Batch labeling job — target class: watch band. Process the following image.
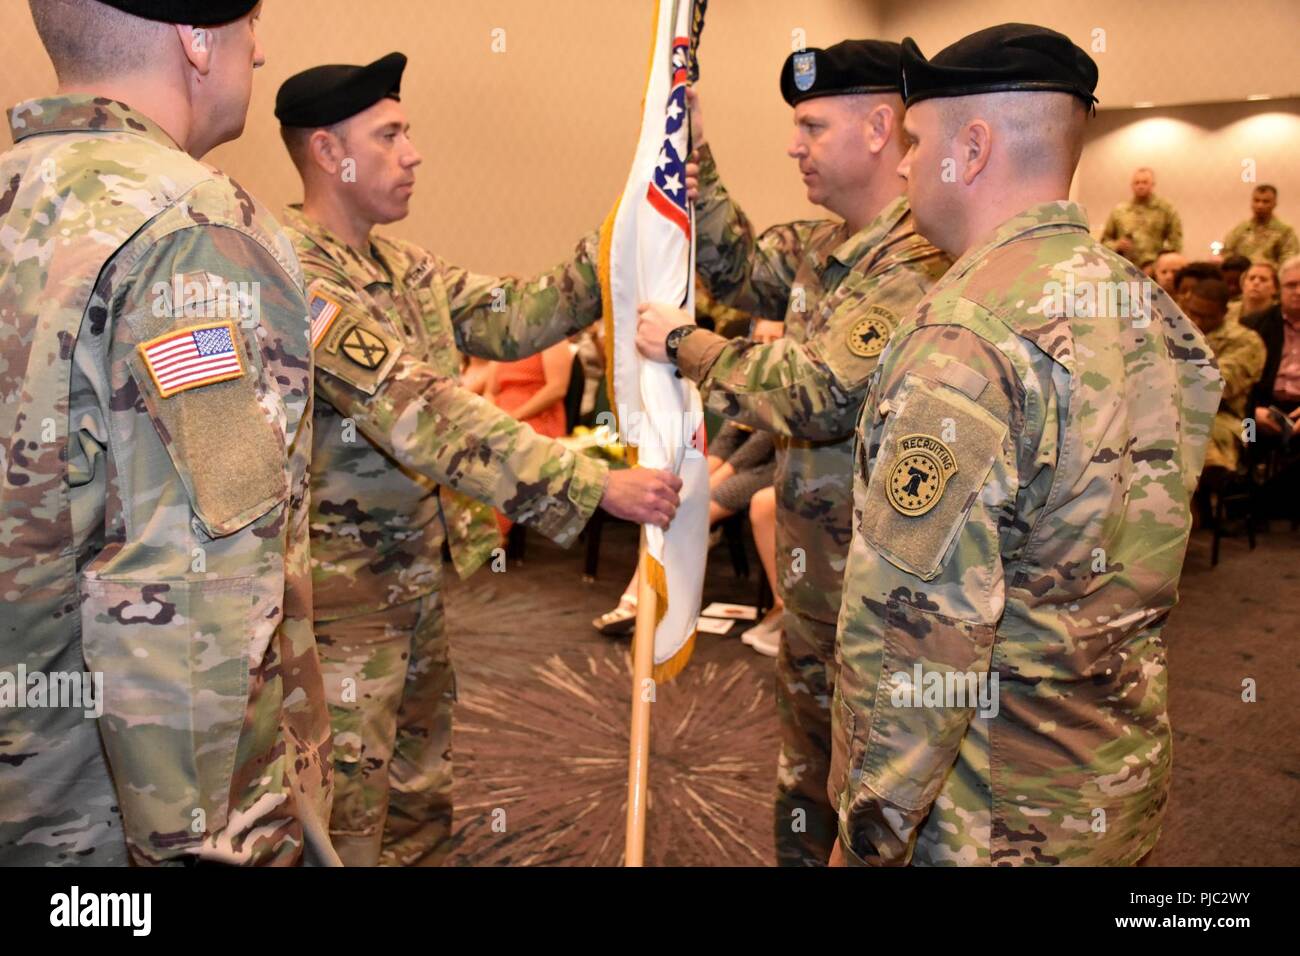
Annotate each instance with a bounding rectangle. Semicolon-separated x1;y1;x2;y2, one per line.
665;325;696;365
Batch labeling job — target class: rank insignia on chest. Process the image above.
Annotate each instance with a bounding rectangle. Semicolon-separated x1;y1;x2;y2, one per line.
887;433;958;516
847;306;895;358
405;256;434;288
339;323;390;370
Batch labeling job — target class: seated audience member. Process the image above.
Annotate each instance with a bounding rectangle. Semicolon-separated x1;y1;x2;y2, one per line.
1140;257;1158;279
1220;254;1253;302
1182;281;1265;519
572;325;606;425
462;354;492;396
1174;261;1223;306
593;420;778;648
1228;261;1279;324
1243;257;1300;513
1153;251;1188;295
490;341;574;534
1222;184;1300;269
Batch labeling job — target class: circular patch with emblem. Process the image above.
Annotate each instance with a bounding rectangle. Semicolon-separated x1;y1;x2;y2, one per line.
340;325;390;370
886;434;958;516
847;313;892;358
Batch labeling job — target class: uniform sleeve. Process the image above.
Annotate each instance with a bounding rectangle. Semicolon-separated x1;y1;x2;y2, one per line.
693;143;802;320
1218;327;1267;412
1100;208;1121;249
443;232;604;361
1165;207;1184;253
676;262;934;441
310;274;608;546
1280;226;1300;264
83;224;311;865
830;324;1026;866
1221;222;1244;258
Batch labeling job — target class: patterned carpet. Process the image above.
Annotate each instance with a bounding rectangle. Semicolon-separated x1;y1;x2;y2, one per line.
443;518;1300;866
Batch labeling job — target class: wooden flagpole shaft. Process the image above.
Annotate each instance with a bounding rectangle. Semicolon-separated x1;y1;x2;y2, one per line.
625;531;658;866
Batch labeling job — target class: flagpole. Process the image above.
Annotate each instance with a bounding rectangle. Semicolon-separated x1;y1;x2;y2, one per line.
625;529;657;866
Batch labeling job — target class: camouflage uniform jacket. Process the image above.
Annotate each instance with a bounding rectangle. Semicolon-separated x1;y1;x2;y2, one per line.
0;97;333;865
678;143;949;625
1222;216;1300;268
282;208;609;621
1100;195;1183;265
831;201;1222;866
1202;318;1266;472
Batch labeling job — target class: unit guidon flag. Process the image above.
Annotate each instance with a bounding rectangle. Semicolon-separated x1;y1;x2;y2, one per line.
600;0;710;680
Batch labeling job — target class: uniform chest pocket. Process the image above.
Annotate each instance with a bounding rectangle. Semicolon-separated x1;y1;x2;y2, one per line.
859;372;1008;581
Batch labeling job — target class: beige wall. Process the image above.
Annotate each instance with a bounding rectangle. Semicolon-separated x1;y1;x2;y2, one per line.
1075;99;1300;260
878;0;1300;109
1;0;877;275
2;0;1297;272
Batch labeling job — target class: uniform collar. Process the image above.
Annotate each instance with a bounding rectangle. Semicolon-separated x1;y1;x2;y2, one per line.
8;94;180;150
944;200;1090;285
823;194;911;271
283;204;393;287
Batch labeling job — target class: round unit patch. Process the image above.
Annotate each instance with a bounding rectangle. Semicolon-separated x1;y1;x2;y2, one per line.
847;312;892;358
340;324;390;370
886;433;958;516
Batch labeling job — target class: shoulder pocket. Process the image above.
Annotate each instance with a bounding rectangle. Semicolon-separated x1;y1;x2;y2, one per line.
310;285;404;396
860;372;1008;581
128;315;287;537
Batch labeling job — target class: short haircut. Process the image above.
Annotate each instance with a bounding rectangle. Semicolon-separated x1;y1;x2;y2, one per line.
28;0;170;84
1254;184;1278;197
935;91;1087;180
1221;255;1253;274
1174;261;1223;289
279;122;347;174
1280;255;1300;280
1190;278;1230;308
1244;261;1279;290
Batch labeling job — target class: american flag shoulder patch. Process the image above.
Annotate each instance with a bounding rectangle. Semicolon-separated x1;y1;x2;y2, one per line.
309;290;344;349
138;319;246;399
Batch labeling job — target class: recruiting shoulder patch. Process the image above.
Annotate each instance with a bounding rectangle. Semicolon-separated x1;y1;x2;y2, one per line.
847;310;893;358
886;433;957;516
308;291;344;348
138;320;245;398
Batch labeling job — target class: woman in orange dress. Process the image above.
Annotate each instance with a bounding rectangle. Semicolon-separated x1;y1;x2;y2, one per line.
488;340;574;534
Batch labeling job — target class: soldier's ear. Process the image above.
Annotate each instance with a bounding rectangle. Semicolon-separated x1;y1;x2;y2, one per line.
866;103;895;155
308;128;344;177
959;119;992;186
175;25;213;77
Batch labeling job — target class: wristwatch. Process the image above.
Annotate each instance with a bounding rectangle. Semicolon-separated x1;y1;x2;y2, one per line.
665;325;697;365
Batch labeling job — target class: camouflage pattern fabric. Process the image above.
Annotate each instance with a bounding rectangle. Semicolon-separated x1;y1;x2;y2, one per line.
1202;319;1266;472
284;206;609;864
0;96;334;866
1222;216;1300;269
831;201;1222;866
1100;195;1183;265
676;143;949;865
317;592;453;867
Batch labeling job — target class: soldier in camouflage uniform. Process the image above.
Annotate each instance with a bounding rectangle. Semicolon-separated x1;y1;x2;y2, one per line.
1222;185;1300;268
0;0;336;866
1180;279;1265;475
275;55;681;866
828;25;1222;866
637;40;949;866
1101;167;1183;266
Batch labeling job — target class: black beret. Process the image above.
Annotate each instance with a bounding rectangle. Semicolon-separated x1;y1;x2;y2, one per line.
780;40;902;107
276;53;408;128
900;23;1099;108
95;0;259;25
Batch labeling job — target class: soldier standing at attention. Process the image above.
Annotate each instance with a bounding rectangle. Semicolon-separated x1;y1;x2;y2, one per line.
274;55;682;866
636;40;949;867
1222;184;1300;269
0;0;337;865
829;23;1222;866
1101;166;1183;266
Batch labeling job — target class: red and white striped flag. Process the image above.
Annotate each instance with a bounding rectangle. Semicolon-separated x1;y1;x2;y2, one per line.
138;320;246;398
